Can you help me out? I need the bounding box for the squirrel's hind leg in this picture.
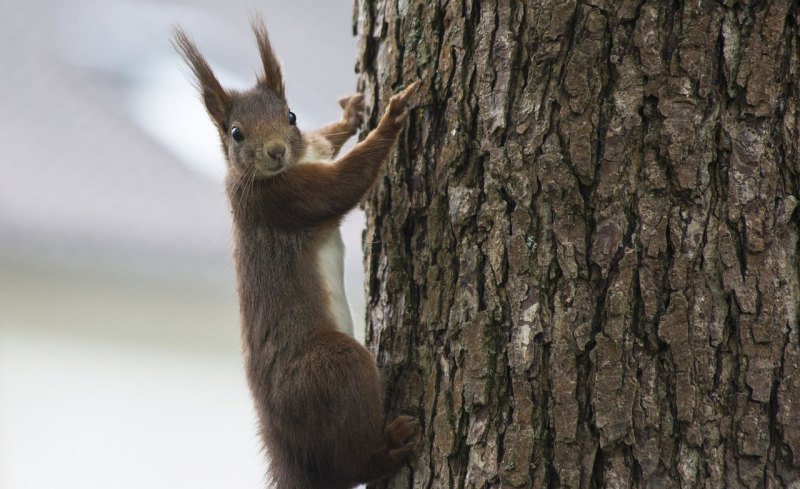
[358,415,421,484]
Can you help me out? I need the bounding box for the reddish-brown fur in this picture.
[173,20,420,489]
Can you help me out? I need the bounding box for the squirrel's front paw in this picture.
[386,81,420,125]
[338,93,365,132]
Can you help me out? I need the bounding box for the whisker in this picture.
[241,166,258,217]
[233,166,257,218]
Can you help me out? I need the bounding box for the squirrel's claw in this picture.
[339,93,365,131]
[388,81,420,125]
[338,93,363,110]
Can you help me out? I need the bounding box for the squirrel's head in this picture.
[174,20,303,179]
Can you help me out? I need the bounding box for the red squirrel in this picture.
[173,19,421,489]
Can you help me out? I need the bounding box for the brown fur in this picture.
[252,17,285,97]
[173,20,421,489]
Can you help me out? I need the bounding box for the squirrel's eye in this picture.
[231,126,244,142]
[288,110,296,126]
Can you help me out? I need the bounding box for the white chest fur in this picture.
[317,228,354,336]
[299,136,354,336]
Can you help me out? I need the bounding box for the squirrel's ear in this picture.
[172,27,231,131]
[251,19,285,98]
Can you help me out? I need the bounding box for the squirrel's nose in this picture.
[266,142,287,160]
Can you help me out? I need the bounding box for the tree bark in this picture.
[354,1,799,487]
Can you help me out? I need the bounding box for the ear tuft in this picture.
[172,26,231,131]
[251,18,285,98]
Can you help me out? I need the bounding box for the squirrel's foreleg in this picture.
[263,82,420,228]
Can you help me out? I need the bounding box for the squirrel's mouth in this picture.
[247,141,291,177]
[254,159,289,177]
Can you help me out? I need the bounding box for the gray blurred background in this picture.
[0,1,364,487]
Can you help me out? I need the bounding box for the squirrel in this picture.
[173,19,421,489]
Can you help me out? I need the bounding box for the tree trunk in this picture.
[354,1,799,487]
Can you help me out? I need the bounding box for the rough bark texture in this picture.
[354,1,800,487]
